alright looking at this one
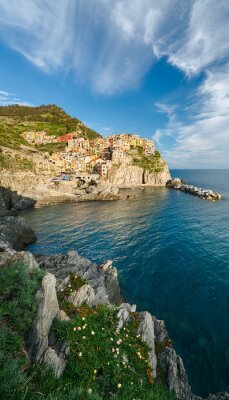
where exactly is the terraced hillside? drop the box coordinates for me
[0,104,100,150]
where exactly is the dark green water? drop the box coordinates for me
[25,170,229,397]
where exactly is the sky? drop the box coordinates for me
[0,0,229,168]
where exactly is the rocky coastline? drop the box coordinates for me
[167,178,223,201]
[0,188,228,400]
[0,160,171,207]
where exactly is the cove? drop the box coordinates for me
[25,169,229,397]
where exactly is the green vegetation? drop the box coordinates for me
[0,104,100,150]
[132,147,164,173]
[0,263,43,399]
[0,151,35,171]
[35,142,66,155]
[0,262,175,400]
[57,272,86,307]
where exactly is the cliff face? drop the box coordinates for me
[0,188,228,400]
[0,171,119,206]
[109,163,171,187]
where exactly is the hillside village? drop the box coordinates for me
[23,130,155,178]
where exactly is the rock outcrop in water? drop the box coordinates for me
[167,178,223,201]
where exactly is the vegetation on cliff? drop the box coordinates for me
[132,148,165,173]
[0,262,175,400]
[0,150,35,171]
[0,104,100,150]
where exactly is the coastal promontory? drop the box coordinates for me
[0,104,170,205]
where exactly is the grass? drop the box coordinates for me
[35,142,66,154]
[0,263,44,399]
[49,299,176,399]
[0,151,35,171]
[0,262,176,400]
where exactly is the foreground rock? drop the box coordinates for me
[167,178,223,201]
[37,251,122,306]
[0,240,228,400]
[29,272,59,361]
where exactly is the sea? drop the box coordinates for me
[24,170,229,397]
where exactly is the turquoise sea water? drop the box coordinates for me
[25,170,229,397]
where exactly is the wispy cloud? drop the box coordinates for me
[0,1,229,167]
[0,1,228,94]
[154,63,229,168]
[0,90,31,106]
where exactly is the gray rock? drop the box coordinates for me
[206,391,229,400]
[56,310,70,322]
[152,316,168,342]
[158,347,192,400]
[0,186,35,216]
[0,215,36,250]
[138,311,157,378]
[42,347,67,378]
[99,260,121,305]
[16,251,39,270]
[29,272,59,361]
[68,284,96,307]
[37,250,122,306]
[117,303,136,329]
[0,246,38,270]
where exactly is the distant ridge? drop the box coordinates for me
[0,104,101,149]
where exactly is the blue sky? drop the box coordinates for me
[0,0,229,168]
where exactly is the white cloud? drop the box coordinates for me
[0,0,229,167]
[0,1,228,94]
[0,0,184,94]
[0,90,31,106]
[0,0,228,94]
[166,0,229,75]
[155,63,229,168]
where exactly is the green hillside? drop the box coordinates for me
[0,104,100,150]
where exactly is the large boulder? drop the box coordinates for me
[138,311,157,378]
[29,272,59,361]
[0,244,38,270]
[0,216,36,250]
[158,347,193,400]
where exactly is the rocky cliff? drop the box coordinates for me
[109,163,171,188]
[0,188,228,400]
[0,171,120,206]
